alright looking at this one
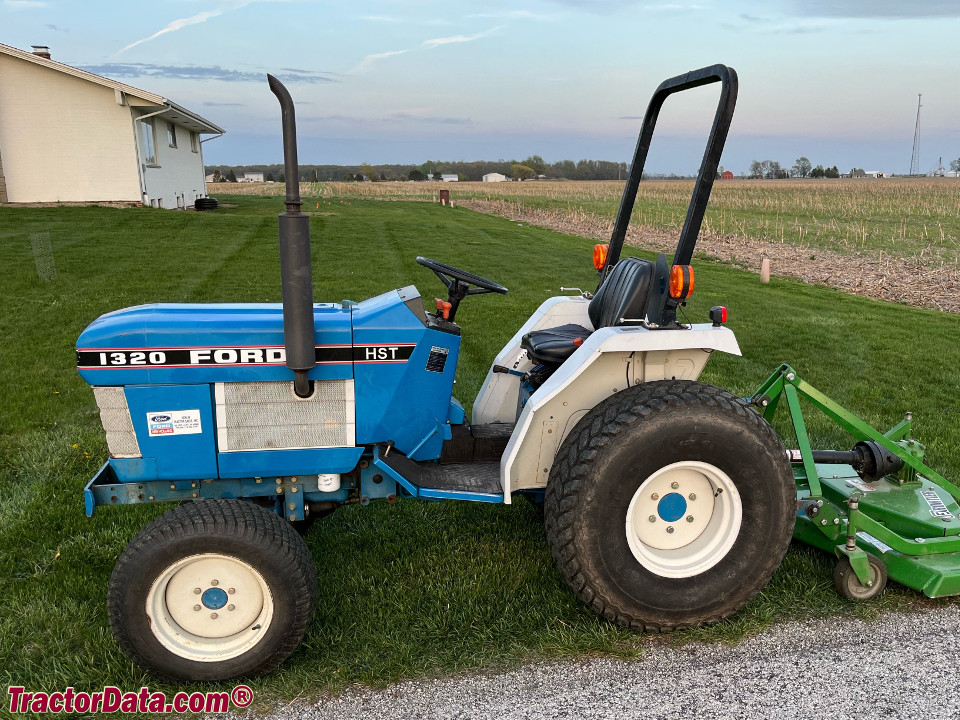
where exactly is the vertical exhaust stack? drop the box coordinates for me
[268,74,315,398]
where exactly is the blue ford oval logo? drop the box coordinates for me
[150,414,171,422]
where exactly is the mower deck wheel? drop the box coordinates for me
[834,553,887,601]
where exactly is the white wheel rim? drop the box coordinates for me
[145,553,274,662]
[625,461,742,578]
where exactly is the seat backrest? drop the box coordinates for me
[588,257,654,329]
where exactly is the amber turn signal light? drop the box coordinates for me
[593,244,609,271]
[669,264,694,299]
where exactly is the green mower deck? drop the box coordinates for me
[756,364,960,599]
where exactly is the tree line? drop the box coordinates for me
[207,156,635,183]
[748,157,841,179]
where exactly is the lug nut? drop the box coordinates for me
[193,604,201,611]
[211,613,218,619]
[666,526,675,534]
[671,482,679,489]
[193,588,201,595]
[210,579,219,586]
[228,604,235,611]
[651,493,659,500]
[228,588,235,594]
[688,493,696,501]
[648,515,656,523]
[686,516,695,523]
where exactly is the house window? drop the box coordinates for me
[190,131,199,153]
[167,122,177,148]
[140,119,157,165]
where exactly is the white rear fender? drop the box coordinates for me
[499,323,741,499]
[473,295,592,425]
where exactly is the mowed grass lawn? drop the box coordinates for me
[3,194,960,710]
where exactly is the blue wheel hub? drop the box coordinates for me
[657,493,687,523]
[201,587,228,610]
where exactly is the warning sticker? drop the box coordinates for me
[146,410,202,436]
[844,478,876,493]
[856,531,893,554]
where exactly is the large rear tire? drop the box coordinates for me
[107,499,317,680]
[544,380,794,630]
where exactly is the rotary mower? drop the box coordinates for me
[76,65,960,681]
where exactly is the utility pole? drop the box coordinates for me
[910,93,922,176]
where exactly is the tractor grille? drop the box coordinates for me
[92,387,141,458]
[215,380,355,452]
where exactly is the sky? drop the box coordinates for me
[3,0,960,175]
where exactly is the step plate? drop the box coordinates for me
[419,461,502,494]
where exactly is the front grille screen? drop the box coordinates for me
[215,380,355,451]
[92,386,142,457]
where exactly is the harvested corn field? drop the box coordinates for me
[209,178,960,313]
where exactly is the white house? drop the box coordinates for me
[440,174,459,182]
[0,43,224,208]
[239,171,264,183]
[482,172,508,182]
[863,170,886,178]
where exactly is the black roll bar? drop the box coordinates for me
[603,64,738,277]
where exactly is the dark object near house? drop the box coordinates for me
[195,197,219,211]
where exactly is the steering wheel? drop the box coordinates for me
[416,256,508,323]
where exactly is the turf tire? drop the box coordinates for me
[107,498,317,680]
[544,380,794,630]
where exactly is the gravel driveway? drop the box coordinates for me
[249,605,960,720]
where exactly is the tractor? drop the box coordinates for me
[77,65,960,682]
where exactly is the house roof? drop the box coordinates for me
[0,42,225,135]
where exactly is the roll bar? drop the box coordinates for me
[603,64,738,277]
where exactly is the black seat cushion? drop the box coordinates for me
[521,323,592,364]
[588,256,654,329]
[520,257,655,366]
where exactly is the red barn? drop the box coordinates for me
[721,170,734,180]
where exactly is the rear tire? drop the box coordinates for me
[544,380,794,630]
[107,498,317,680]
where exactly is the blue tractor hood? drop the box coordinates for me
[76,302,354,385]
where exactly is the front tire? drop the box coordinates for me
[544,380,794,630]
[107,499,317,680]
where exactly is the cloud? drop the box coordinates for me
[467,10,556,21]
[389,112,471,125]
[4,0,47,7]
[117,10,222,54]
[422,27,500,49]
[114,0,293,55]
[350,26,499,75]
[303,112,471,127]
[791,0,960,18]
[349,49,409,74]
[543,0,644,13]
[79,62,337,84]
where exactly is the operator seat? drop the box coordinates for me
[521,256,655,365]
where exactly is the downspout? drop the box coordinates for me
[131,108,167,204]
[0,142,7,203]
[199,131,224,198]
